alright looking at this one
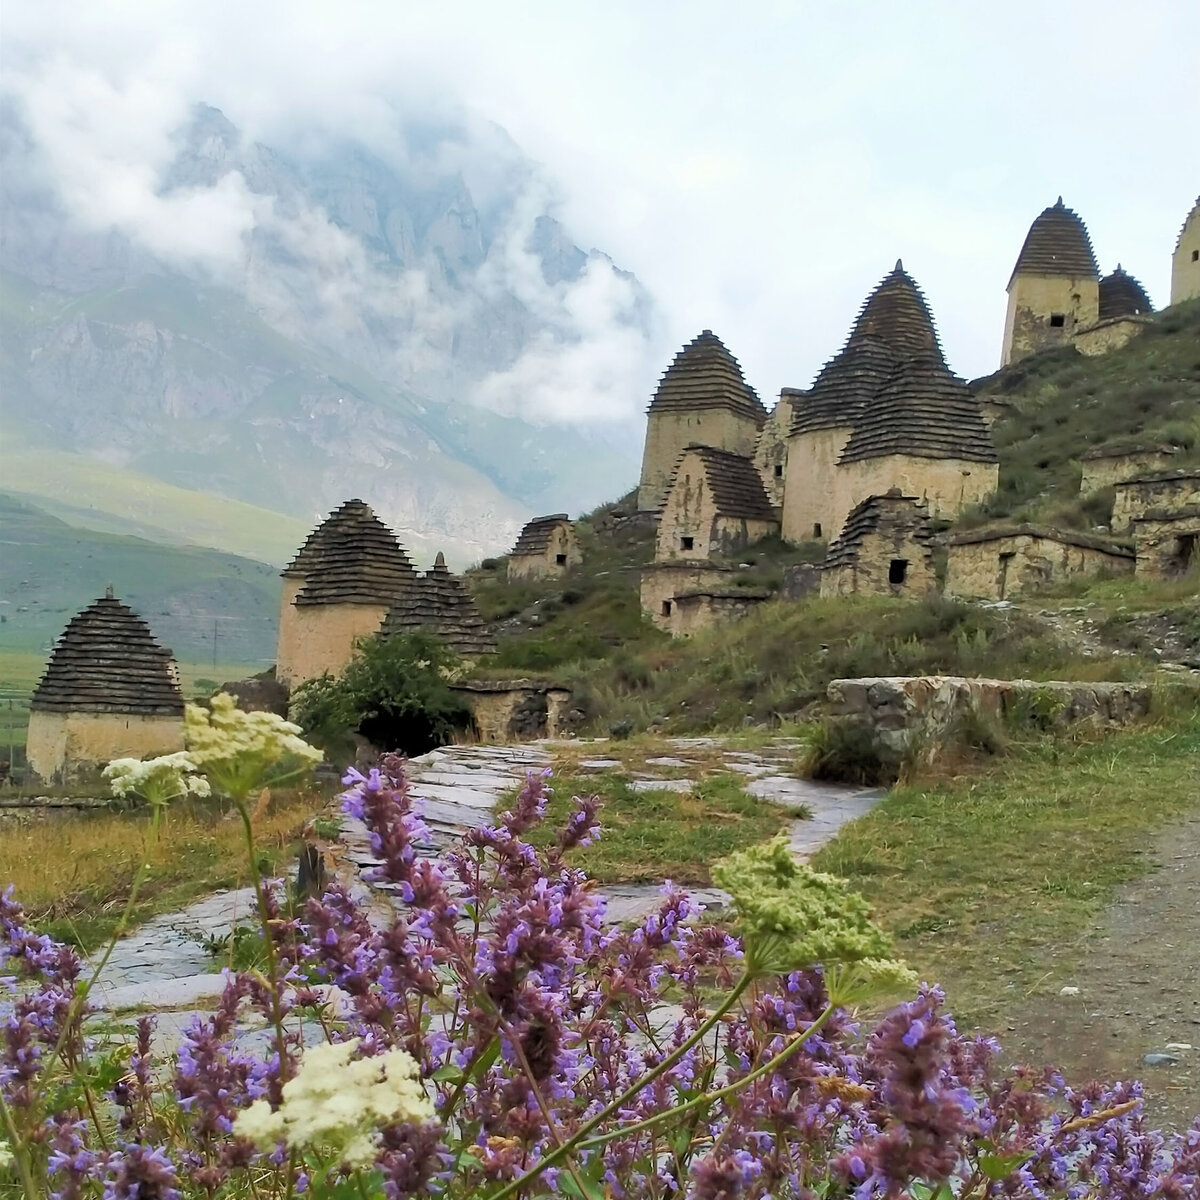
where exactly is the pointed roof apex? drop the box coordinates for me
[1056,195,1064,207]
[433,551,447,569]
[894,258,904,272]
[646,330,766,422]
[105,583,114,600]
[1010,199,1099,285]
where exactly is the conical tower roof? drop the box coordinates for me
[1008,198,1099,286]
[382,553,496,656]
[792,261,945,436]
[31,592,183,715]
[1099,266,1153,319]
[1175,196,1200,250]
[646,330,766,423]
[289,499,417,606]
[838,352,998,466]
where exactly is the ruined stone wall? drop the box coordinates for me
[945,535,1133,599]
[828,675,1167,772]
[26,711,185,785]
[1133,512,1200,580]
[1112,474,1200,535]
[780,427,851,544]
[640,563,737,629]
[1073,316,1149,358]
[753,395,796,506]
[276,602,388,689]
[1172,211,1200,305]
[637,409,761,512]
[1001,274,1099,365]
[450,683,573,742]
[831,455,997,537]
[507,525,580,581]
[669,592,766,637]
[977,398,1014,429]
[1080,451,1177,495]
[819,531,937,599]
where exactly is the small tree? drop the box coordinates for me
[292,632,474,762]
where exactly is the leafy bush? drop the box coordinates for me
[292,632,473,762]
[803,716,903,786]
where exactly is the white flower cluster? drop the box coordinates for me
[102,751,211,805]
[234,1038,434,1167]
[186,693,322,771]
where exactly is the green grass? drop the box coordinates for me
[812,712,1200,1023]
[528,771,802,885]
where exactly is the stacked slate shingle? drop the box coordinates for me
[1008,197,1099,284]
[646,330,766,423]
[31,592,183,715]
[510,515,571,557]
[383,553,496,657]
[839,355,998,466]
[792,261,945,436]
[1098,266,1153,319]
[674,445,777,522]
[823,490,933,570]
[291,499,417,606]
[1175,197,1200,251]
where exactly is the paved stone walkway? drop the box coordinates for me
[88,738,884,1031]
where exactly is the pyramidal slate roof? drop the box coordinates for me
[792,262,945,436]
[838,353,998,465]
[1009,198,1099,285]
[647,330,766,423]
[1176,197,1200,250]
[671,445,777,522]
[31,592,183,715]
[823,490,933,570]
[382,552,496,657]
[288,499,417,606]
[1098,266,1153,319]
[511,514,571,557]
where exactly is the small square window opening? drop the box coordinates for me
[555,553,567,565]
[1049,313,1066,328]
[812,523,822,538]
[680,536,695,551]
[1193,249,1199,262]
[889,559,908,585]
[774,464,783,478]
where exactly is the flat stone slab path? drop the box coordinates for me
[87,737,884,1033]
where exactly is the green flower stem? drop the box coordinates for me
[490,969,753,1200]
[0,1090,39,1200]
[575,1002,835,1153]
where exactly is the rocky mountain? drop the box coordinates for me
[0,102,654,564]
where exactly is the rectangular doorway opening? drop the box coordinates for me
[888,559,908,585]
[812,523,822,538]
[661,600,672,616]
[774,464,784,478]
[1170,533,1197,577]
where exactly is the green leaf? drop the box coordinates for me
[559,1173,606,1200]
[432,1064,464,1083]
[980,1151,1033,1181]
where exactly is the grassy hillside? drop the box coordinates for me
[0,493,280,667]
[974,299,1200,527]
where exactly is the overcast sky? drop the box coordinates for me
[5,0,1198,410]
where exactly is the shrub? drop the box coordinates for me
[803,716,903,786]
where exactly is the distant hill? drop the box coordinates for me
[0,493,280,667]
[0,102,652,563]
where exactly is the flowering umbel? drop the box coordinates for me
[103,751,211,807]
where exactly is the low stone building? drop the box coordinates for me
[1131,507,1200,580]
[26,590,185,784]
[1111,470,1200,535]
[663,588,770,637]
[640,561,738,630]
[655,445,779,562]
[753,389,801,506]
[1079,444,1179,494]
[277,499,418,689]
[507,515,581,581]
[637,330,767,512]
[448,679,573,742]
[1171,196,1200,306]
[382,552,496,658]
[819,491,935,598]
[945,525,1134,599]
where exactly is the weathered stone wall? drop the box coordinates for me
[450,682,573,742]
[1073,316,1150,358]
[1001,274,1099,366]
[276,602,388,689]
[274,577,304,682]
[1132,511,1200,579]
[640,563,738,629]
[668,591,767,637]
[1112,473,1200,535]
[977,397,1014,429]
[945,533,1133,599]
[507,523,581,581]
[1172,207,1200,305]
[781,564,821,600]
[828,675,1167,770]
[820,530,937,598]
[780,426,851,544]
[753,394,797,506]
[637,409,761,512]
[1080,450,1177,495]
[26,711,185,784]
[831,455,997,536]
